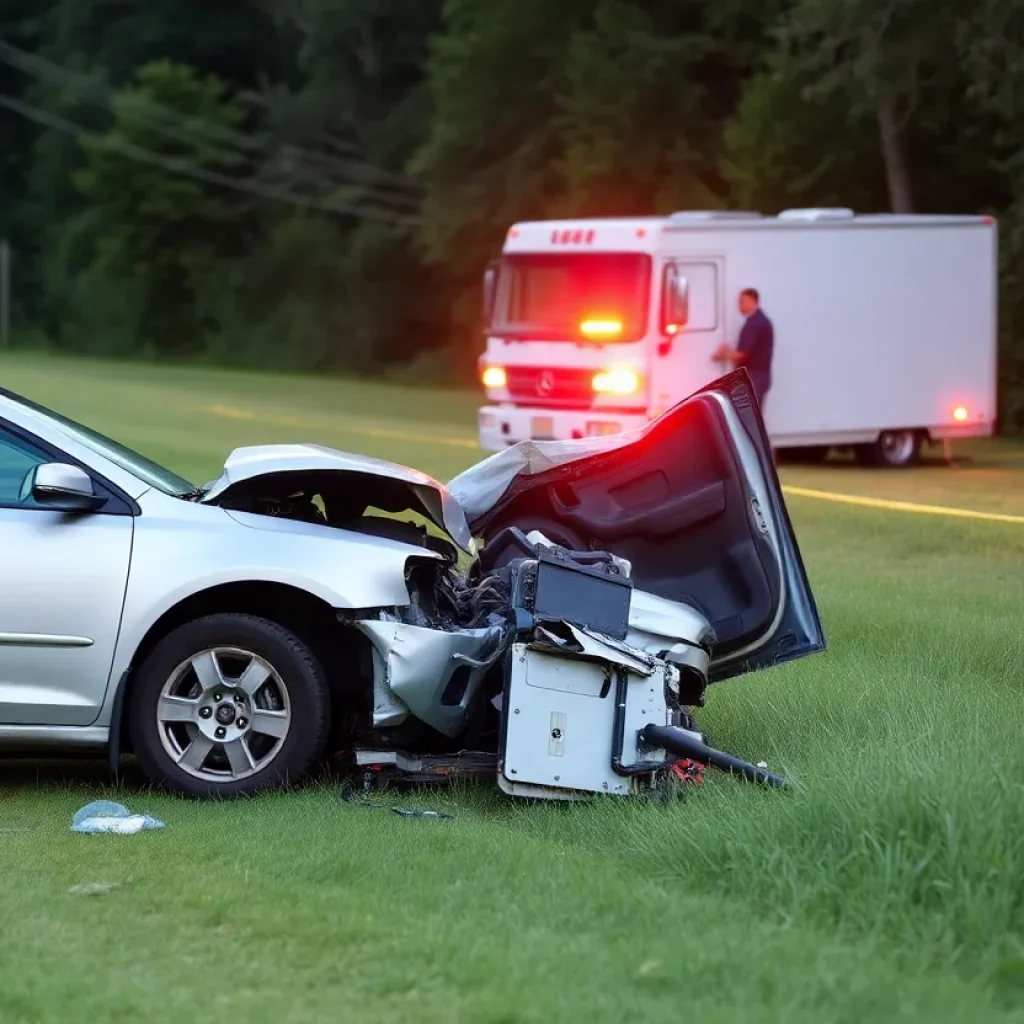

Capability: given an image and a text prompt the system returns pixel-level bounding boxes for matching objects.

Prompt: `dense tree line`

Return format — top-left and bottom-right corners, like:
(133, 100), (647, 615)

(1, 0), (1022, 427)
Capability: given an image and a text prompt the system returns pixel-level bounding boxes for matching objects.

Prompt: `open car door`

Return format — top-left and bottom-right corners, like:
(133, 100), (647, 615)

(449, 370), (824, 682)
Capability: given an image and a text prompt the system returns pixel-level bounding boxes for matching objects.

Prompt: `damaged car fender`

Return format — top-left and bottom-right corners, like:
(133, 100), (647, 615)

(103, 493), (443, 715)
(354, 618), (504, 736)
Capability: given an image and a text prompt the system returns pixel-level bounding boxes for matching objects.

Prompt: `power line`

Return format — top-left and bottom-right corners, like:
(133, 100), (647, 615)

(0, 38), (415, 180)
(0, 92), (422, 227)
(0, 39), (422, 202)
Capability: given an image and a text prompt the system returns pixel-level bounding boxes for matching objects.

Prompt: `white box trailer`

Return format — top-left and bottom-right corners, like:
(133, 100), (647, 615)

(477, 208), (997, 466)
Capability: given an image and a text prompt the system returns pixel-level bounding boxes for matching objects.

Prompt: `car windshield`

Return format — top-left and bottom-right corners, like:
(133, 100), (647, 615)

(490, 252), (651, 343)
(1, 389), (196, 497)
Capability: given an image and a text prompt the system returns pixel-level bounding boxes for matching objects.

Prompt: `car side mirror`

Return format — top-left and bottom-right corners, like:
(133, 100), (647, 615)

(31, 463), (104, 512)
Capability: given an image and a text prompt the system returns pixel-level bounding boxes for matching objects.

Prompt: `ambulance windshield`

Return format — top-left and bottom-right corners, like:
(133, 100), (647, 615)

(489, 253), (650, 343)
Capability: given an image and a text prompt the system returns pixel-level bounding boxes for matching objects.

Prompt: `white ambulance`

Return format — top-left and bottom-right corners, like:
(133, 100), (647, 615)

(477, 208), (997, 466)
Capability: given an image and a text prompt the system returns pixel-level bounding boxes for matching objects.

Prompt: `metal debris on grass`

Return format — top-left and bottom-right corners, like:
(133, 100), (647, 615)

(340, 782), (455, 820)
(68, 881), (127, 896)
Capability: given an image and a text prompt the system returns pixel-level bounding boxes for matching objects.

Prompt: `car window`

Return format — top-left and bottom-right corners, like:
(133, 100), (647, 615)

(0, 390), (194, 497)
(0, 427), (49, 507)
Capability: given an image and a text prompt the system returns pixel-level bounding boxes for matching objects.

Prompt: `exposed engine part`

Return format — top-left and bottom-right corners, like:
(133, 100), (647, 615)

(242, 493), (326, 525)
(345, 522), (773, 802)
(214, 475), (460, 563)
(639, 723), (788, 788)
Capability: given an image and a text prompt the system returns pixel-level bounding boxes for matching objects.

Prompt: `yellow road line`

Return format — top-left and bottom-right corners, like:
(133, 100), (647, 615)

(783, 485), (1024, 526)
(201, 403), (1024, 525)
(199, 403), (479, 449)
(203, 404), (256, 420)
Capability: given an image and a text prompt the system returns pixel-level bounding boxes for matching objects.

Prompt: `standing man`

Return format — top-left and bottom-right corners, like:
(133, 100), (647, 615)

(713, 288), (774, 411)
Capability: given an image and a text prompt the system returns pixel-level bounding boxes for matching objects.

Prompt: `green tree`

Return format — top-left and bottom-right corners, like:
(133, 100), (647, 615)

(220, 0), (444, 374)
(557, 0), (781, 214)
(412, 0), (590, 279)
(778, 0), (966, 213)
(722, 53), (887, 213)
(71, 60), (248, 355)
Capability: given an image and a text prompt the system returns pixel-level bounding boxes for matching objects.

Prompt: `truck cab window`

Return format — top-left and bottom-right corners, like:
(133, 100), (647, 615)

(493, 253), (651, 342)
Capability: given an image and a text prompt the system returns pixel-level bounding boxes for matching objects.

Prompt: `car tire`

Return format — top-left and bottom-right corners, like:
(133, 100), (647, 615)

(129, 614), (330, 797)
(855, 430), (922, 469)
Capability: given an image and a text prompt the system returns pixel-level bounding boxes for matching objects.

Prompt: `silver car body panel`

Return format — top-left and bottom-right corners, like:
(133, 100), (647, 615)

(0, 507), (133, 725)
(100, 494), (446, 725)
(0, 724), (108, 749)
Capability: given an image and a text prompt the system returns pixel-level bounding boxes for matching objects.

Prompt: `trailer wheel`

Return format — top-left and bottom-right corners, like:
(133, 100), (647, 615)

(856, 430), (922, 468)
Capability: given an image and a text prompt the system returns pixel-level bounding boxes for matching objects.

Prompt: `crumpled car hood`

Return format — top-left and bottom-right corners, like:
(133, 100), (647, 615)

(200, 444), (475, 553)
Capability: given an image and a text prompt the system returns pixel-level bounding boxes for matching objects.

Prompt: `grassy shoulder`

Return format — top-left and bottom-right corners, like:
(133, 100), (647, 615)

(1, 352), (1024, 1022)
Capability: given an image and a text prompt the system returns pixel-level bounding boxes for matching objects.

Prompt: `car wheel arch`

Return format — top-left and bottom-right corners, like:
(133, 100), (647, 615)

(109, 580), (374, 763)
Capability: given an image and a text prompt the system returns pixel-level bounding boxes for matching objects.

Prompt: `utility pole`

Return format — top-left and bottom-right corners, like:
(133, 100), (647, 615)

(0, 240), (9, 348)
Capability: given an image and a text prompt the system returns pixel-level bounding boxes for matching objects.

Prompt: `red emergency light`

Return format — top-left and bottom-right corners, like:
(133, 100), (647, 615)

(550, 228), (596, 245)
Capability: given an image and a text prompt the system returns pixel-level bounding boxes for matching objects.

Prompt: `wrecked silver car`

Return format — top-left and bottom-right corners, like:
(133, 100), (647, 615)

(0, 371), (823, 798)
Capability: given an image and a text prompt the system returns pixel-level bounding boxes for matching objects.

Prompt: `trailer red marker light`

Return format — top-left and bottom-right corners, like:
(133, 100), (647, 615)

(580, 318), (624, 339)
(953, 405), (969, 422)
(592, 367), (640, 395)
(482, 366), (507, 389)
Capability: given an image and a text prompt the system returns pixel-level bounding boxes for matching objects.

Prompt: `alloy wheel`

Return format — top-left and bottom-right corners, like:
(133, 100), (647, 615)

(156, 646), (291, 782)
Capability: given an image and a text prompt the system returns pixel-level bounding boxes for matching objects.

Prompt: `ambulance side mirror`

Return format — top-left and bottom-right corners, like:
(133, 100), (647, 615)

(659, 263), (689, 355)
(483, 263), (498, 325)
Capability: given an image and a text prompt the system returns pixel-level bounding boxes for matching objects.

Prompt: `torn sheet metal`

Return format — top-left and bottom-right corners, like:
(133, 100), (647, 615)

(529, 622), (659, 678)
(355, 618), (503, 738)
(627, 589), (715, 650)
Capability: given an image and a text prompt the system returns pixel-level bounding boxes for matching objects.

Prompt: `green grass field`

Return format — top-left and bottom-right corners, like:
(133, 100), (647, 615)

(2, 352), (1024, 1024)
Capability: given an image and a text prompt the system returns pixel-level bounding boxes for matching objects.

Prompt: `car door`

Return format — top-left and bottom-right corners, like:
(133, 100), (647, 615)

(0, 422), (134, 725)
(458, 368), (824, 682)
(651, 256), (727, 416)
